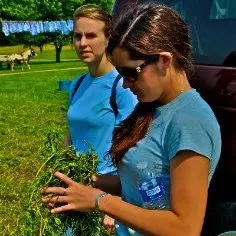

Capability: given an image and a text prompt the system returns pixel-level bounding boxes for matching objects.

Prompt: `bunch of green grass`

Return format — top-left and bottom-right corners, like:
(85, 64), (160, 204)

(19, 128), (110, 236)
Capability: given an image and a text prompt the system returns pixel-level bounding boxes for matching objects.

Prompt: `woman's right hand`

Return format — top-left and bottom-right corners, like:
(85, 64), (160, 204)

(41, 172), (103, 214)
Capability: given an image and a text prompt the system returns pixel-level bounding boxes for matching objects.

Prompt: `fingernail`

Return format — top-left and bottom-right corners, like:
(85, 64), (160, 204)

(92, 175), (96, 181)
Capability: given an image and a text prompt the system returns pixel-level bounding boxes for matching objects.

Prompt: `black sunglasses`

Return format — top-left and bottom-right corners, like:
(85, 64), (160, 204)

(116, 56), (159, 82)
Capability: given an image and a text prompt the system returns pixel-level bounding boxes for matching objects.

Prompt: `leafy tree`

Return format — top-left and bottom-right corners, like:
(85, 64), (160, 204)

(62, 0), (84, 19)
(35, 0), (63, 21)
(21, 33), (49, 53)
(47, 32), (72, 62)
(83, 0), (114, 12)
(0, 0), (114, 21)
(31, 34), (49, 53)
(0, 0), (40, 20)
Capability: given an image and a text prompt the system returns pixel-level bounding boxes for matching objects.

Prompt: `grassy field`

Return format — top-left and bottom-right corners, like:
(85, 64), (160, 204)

(0, 44), (86, 73)
(0, 44), (88, 235)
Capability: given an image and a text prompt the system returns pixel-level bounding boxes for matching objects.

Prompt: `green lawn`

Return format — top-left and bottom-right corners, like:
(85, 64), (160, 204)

(0, 44), (88, 235)
(0, 44), (77, 59)
(0, 44), (86, 73)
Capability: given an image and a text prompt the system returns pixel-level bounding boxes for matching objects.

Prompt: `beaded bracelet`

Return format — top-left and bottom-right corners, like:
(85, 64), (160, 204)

(94, 192), (108, 212)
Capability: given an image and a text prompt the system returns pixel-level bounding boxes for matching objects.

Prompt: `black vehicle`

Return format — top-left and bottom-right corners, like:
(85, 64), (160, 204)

(112, 1), (236, 235)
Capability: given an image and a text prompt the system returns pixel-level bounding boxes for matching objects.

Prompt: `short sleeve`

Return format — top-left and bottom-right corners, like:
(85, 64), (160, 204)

(164, 114), (218, 161)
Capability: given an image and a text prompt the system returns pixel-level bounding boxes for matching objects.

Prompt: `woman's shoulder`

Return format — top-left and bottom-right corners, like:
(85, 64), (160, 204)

(70, 73), (87, 87)
(165, 96), (221, 141)
(68, 73), (88, 98)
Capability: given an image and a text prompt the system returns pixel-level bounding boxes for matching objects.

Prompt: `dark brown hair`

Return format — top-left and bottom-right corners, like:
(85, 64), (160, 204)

(73, 4), (112, 39)
(108, 3), (193, 166)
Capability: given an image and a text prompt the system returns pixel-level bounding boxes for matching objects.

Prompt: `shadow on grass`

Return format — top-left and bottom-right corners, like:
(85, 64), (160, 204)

(32, 59), (81, 65)
(0, 59), (84, 72)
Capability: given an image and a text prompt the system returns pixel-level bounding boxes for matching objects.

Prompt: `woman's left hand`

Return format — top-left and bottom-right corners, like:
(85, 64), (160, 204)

(41, 171), (103, 214)
(103, 214), (115, 233)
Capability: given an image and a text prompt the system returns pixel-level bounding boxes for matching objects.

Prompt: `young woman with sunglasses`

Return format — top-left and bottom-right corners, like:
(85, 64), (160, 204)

(42, 4), (221, 235)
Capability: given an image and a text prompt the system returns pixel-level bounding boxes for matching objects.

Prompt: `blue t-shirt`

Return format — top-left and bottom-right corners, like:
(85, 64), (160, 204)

(115, 89), (221, 236)
(67, 68), (137, 174)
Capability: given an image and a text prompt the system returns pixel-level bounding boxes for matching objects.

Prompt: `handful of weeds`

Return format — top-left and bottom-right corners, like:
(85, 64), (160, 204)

(20, 129), (111, 236)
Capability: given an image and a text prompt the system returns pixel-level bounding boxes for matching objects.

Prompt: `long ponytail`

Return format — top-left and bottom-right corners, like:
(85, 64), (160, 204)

(110, 102), (158, 166)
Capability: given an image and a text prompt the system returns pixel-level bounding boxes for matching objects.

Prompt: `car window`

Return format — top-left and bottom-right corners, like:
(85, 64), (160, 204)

(210, 0), (236, 19)
(113, 0), (236, 66)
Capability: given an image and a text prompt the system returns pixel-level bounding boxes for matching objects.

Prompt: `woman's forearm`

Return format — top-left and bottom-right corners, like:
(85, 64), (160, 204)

(99, 194), (198, 236)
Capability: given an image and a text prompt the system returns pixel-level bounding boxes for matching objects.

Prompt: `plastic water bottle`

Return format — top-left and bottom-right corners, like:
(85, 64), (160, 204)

(136, 163), (170, 210)
(139, 174), (169, 209)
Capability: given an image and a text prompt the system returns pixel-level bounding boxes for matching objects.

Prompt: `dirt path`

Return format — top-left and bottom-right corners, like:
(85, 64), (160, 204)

(0, 67), (87, 77)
